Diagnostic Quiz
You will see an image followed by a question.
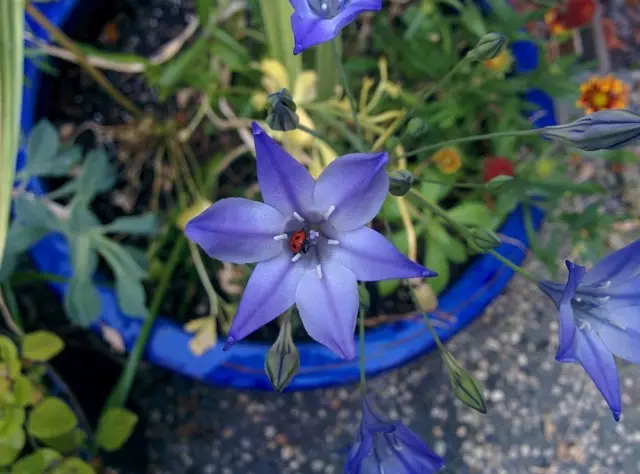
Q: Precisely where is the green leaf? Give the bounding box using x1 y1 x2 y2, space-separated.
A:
419 169 453 202
11 448 62 474
63 234 101 326
27 397 78 440
91 235 147 317
96 408 138 452
100 213 158 236
425 239 450 294
377 278 400 297
459 3 487 37
13 375 34 407
441 350 487 414
24 120 60 177
22 331 64 362
196 0 216 26
74 149 115 205
52 457 95 474
448 202 493 228
13 196 59 231
0 428 25 466
0 335 20 378
0 404 25 440
211 29 251 71
39 429 85 455
24 143 81 178
0 222 47 281
66 207 101 235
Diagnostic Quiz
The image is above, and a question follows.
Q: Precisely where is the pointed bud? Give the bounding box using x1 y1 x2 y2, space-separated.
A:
485 175 514 192
467 33 508 61
406 117 428 137
388 170 415 197
441 350 487 414
266 89 299 132
467 228 501 253
265 316 299 392
410 279 438 313
542 109 640 151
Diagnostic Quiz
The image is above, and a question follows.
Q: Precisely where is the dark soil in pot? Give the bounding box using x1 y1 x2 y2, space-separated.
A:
38 0 478 344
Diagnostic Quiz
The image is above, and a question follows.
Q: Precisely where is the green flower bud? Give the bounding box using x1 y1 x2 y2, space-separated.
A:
406 117 428 137
266 89 299 132
468 228 501 253
542 109 640 151
265 316 299 392
441 350 487 414
485 175 514 192
467 33 508 61
388 169 415 197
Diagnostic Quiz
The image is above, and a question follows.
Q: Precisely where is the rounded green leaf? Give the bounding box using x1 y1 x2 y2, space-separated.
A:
0 335 20 378
13 375 33 407
40 429 86 455
0 404 25 439
22 331 64 362
11 448 62 474
27 397 78 440
52 457 95 474
96 408 138 452
0 428 25 466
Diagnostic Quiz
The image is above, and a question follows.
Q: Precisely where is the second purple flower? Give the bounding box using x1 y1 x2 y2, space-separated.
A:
185 123 434 360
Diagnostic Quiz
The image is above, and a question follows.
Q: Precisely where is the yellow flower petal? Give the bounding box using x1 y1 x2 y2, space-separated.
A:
259 59 290 94
185 317 217 357
251 92 268 110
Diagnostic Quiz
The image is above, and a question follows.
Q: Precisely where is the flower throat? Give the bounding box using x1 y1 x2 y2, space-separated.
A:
308 0 345 18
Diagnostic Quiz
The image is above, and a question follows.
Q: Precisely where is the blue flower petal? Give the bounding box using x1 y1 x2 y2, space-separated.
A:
592 306 640 364
555 261 585 361
582 238 640 287
577 328 622 421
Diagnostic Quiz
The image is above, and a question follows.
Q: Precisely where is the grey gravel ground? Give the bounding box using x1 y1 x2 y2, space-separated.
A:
137 247 640 474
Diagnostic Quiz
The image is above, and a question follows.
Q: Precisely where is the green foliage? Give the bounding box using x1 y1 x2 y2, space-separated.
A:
27 397 78 440
22 331 64 362
96 408 138 452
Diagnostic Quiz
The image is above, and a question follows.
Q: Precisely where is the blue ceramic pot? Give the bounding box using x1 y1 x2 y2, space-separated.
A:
21 0 551 390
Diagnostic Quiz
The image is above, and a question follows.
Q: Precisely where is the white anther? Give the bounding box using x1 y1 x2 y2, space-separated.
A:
327 239 340 245
309 230 320 240
273 233 288 240
575 297 582 303
316 264 323 279
292 253 303 262
293 212 305 222
321 2 328 9
323 205 336 220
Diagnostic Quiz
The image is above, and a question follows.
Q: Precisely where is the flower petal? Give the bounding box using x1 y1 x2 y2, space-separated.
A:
582 238 640 287
185 198 286 264
314 152 389 231
389 425 445 473
591 306 640 363
332 226 435 281
577 328 622 421
554 261 585 361
252 122 315 218
290 0 382 54
296 260 358 359
225 254 304 348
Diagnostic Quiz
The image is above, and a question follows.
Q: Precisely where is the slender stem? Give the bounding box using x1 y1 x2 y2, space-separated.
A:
486 248 539 283
296 123 331 144
188 241 219 318
404 129 543 158
0 286 22 336
358 308 366 392
25 4 145 120
104 236 187 410
331 40 363 143
417 178 486 189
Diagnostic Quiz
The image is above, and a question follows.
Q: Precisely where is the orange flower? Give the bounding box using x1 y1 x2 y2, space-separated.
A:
545 0 596 35
432 147 462 174
483 49 513 74
545 8 569 36
577 75 629 114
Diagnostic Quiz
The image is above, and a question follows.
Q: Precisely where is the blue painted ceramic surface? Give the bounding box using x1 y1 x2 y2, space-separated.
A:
21 0 550 390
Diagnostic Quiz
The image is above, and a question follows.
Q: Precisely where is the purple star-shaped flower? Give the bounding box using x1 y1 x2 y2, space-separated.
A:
185 122 434 359
289 0 382 55
539 239 640 421
345 395 444 474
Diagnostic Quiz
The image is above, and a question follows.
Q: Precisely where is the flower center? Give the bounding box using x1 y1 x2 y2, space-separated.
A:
308 0 344 18
592 92 609 108
273 208 340 277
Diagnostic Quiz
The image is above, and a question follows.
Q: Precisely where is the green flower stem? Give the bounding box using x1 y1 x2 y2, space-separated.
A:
418 178 486 189
331 39 363 144
358 308 367 392
485 248 539 284
408 188 539 283
404 128 543 157
26 4 145 120
296 123 332 144
104 235 188 410
188 241 219 319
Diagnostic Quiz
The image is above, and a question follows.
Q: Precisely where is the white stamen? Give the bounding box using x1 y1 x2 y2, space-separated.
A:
316 264 323 279
273 233 288 240
575 297 582 303
293 212 305 222
292 253 303 262
323 205 336 220
309 230 320 240
327 239 340 245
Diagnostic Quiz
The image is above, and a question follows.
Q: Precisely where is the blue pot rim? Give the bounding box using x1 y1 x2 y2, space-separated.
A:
21 0 552 391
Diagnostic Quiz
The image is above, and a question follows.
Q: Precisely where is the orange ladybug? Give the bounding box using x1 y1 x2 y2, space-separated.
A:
289 229 310 254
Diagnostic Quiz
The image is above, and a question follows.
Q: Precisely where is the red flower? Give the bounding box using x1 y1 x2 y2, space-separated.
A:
548 0 596 32
483 156 515 183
